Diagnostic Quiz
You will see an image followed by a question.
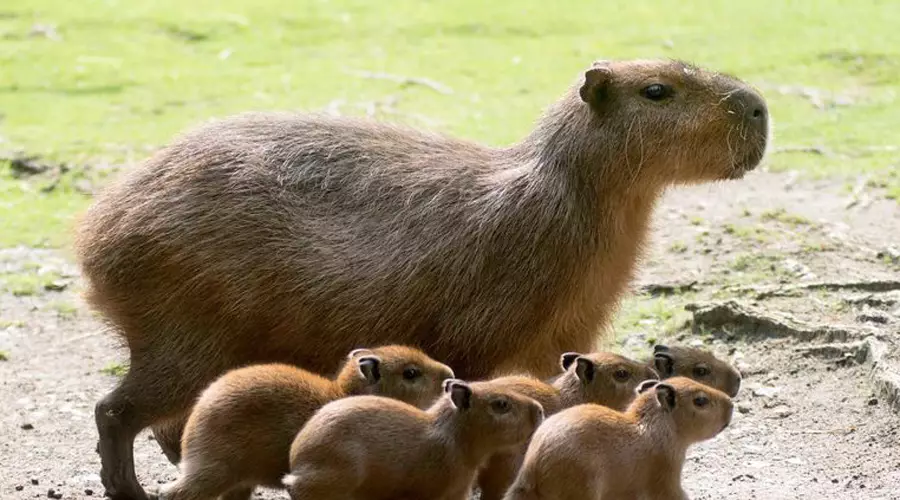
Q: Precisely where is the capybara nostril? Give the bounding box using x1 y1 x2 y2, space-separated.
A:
731 87 768 129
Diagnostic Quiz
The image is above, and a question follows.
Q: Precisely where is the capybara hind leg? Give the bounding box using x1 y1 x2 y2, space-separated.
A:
220 486 254 500
95 384 152 500
96 360 202 500
477 452 522 500
152 415 188 465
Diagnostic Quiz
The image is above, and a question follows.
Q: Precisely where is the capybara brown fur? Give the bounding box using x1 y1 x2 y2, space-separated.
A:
153 345 453 500
283 379 544 500
476 351 659 500
74 58 767 499
504 377 734 500
649 344 742 397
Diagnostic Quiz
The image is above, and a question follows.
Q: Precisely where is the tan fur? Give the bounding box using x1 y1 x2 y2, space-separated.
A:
649 344 742 397
73 59 767 499
505 377 734 500
283 379 544 500
477 352 659 500
153 345 452 500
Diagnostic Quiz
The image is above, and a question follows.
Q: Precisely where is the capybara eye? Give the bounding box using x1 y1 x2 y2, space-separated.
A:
402 367 422 380
641 83 671 101
693 395 710 408
693 366 710 378
490 399 511 414
613 368 630 382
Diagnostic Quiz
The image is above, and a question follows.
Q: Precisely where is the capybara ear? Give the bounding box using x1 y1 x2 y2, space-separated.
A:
655 383 677 411
653 344 670 354
636 379 660 394
347 348 374 359
579 60 612 105
560 352 581 371
448 381 473 410
357 356 381 384
575 357 595 384
654 352 675 377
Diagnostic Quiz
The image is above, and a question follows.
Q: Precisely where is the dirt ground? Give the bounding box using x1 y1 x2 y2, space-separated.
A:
1 170 899 499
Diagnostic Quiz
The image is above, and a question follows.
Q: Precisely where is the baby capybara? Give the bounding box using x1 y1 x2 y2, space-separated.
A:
74 59 767 499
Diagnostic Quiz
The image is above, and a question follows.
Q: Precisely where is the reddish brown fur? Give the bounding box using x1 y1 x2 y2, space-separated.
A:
477 352 659 500
74 59 767 499
283 379 544 500
505 377 734 500
649 344 742 397
153 345 452 500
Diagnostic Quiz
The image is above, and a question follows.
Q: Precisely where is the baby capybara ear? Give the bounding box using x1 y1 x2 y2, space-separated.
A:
579 60 612 106
653 351 675 377
636 379 661 395
347 348 375 359
560 352 581 371
357 356 382 384
447 381 473 410
574 357 596 384
655 383 677 411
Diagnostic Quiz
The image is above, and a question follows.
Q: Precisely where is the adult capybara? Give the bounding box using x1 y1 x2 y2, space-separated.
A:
74 58 768 499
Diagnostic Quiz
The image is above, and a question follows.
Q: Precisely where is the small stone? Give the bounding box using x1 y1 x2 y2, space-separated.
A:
832 478 839 484
84 488 94 496
868 398 879 406
857 311 889 324
21 423 34 430
31 478 39 485
775 409 794 419
737 404 752 414
752 386 780 398
15 485 24 491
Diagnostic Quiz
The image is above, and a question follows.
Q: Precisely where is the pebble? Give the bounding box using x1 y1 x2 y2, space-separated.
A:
15 485 24 491
868 398 879 406
21 423 34 430
85 488 94 496
47 488 63 499
752 386 780 398
31 478 39 485
737 404 752 414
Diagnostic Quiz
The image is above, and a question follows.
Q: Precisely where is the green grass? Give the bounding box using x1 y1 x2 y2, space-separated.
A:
0 269 64 296
100 362 128 377
2 0 899 247
0 351 8 361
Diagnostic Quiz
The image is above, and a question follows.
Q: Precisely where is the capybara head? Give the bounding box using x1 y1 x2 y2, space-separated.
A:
558 351 659 411
441 379 544 452
336 345 455 409
652 344 742 397
571 59 768 185
635 376 733 444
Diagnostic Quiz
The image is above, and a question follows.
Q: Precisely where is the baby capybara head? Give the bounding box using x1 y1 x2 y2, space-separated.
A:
572 59 768 185
336 345 455 409
635 377 734 444
558 351 660 411
651 344 742 398
441 379 544 453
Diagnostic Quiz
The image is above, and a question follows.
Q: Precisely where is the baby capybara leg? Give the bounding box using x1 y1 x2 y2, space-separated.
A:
478 452 522 500
286 468 359 500
155 469 247 500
